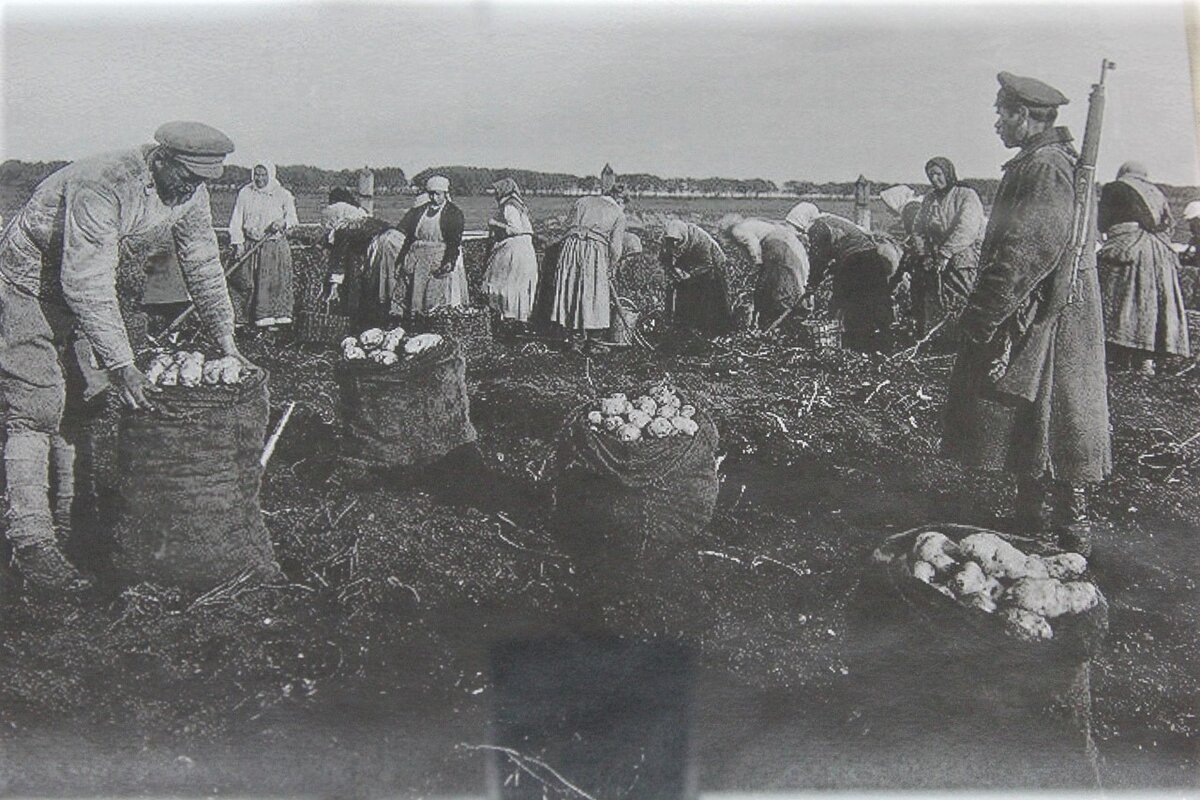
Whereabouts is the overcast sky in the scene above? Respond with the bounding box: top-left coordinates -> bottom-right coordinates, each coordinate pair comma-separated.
2,1 -> 1198,186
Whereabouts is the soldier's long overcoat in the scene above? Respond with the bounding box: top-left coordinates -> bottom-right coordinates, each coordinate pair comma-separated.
943,127 -> 1112,483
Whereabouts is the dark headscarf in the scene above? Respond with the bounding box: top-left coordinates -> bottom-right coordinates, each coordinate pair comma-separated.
328,187 -> 359,207
924,157 -> 960,195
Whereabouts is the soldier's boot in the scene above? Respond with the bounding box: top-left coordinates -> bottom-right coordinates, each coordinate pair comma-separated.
4,430 -> 92,594
1053,482 -> 1093,557
1012,475 -> 1050,538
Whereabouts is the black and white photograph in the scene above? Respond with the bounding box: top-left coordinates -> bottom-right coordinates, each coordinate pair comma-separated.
1,0 -> 1198,795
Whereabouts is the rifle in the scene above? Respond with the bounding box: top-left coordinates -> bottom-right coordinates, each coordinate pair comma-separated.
1066,58 -> 1116,305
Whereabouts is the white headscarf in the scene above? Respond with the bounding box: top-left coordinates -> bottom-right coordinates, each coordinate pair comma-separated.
1184,201 -> 1200,221
425,175 -> 451,193
880,185 -> 918,216
785,202 -> 821,232
717,213 -> 745,236
250,160 -> 281,194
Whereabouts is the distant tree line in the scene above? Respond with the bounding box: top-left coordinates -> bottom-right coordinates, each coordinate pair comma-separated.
3,159 -> 1194,209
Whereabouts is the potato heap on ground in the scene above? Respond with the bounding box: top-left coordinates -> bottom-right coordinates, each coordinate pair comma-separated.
340,327 -> 443,365
586,384 -> 700,442
907,530 -> 1099,642
146,351 -> 244,387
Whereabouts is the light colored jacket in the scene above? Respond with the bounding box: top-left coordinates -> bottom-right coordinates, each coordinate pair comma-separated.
0,145 -> 234,371
228,163 -> 299,246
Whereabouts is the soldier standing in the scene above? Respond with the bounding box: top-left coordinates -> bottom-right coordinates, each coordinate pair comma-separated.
943,72 -> 1112,555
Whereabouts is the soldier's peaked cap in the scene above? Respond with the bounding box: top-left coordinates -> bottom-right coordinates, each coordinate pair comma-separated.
154,121 -> 235,178
996,71 -> 1069,108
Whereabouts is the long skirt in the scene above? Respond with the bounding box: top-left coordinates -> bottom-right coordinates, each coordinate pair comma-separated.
391,239 -> 469,318
754,239 -> 803,327
343,228 -> 404,329
1098,226 -> 1191,357
247,237 -> 294,327
551,235 -> 611,331
911,247 -> 979,339
833,249 -> 896,348
482,235 -> 539,322
671,268 -> 733,336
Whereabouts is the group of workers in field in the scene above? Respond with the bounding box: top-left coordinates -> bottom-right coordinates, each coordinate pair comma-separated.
1,70 -> 1194,596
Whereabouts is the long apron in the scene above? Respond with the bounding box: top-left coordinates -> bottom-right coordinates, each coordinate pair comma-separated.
248,236 -> 294,326
392,209 -> 469,318
482,234 -> 539,322
551,232 -> 611,331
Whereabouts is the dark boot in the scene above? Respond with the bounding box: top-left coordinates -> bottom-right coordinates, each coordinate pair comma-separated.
1012,475 -> 1049,537
11,541 -> 92,594
1053,482 -> 1093,557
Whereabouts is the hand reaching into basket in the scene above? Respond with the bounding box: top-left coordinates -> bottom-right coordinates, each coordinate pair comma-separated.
112,364 -> 159,410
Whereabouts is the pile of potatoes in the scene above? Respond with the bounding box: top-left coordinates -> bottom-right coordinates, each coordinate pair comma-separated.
587,385 -> 700,442
340,327 -> 443,366
907,530 -> 1100,642
146,351 -> 244,387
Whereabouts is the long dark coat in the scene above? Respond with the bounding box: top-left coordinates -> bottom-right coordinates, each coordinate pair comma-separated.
943,127 -> 1112,484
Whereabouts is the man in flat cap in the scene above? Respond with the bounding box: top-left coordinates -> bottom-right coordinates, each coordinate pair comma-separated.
943,72 -> 1111,555
0,121 -> 249,593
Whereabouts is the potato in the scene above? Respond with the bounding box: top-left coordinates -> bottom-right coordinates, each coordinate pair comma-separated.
679,404 -> 696,419
359,328 -> 385,348
1001,607 -> 1053,641
370,349 -> 398,366
911,560 -> 936,583
647,416 -> 675,438
201,359 -> 224,385
671,417 -> 699,436
617,423 -> 642,442
950,561 -> 987,596
603,415 -> 624,433
628,409 -> 652,429
159,363 -> 180,386
1042,553 -> 1088,580
587,410 -> 604,426
634,396 -> 657,416
178,358 -> 203,387
964,592 -> 998,614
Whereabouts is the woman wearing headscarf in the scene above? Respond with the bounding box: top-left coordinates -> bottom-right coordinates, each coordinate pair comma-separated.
720,212 -> 809,328
390,175 -> 469,320
228,160 -> 300,332
321,187 -> 368,246
481,178 -> 539,325
785,201 -> 899,350
1096,161 -> 1190,375
551,183 -> 628,353
660,219 -> 734,336
912,157 -> 985,338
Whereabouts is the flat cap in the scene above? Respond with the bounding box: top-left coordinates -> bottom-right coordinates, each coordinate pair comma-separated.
154,121 -> 235,178
997,71 -> 1069,108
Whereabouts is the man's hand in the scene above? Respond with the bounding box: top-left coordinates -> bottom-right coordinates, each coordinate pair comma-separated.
112,364 -> 157,410
217,334 -> 255,367
800,294 -> 815,312
233,243 -> 243,260
433,262 -> 455,278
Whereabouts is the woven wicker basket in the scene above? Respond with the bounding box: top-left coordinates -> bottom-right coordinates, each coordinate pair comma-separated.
296,310 -> 352,346
791,318 -> 843,350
